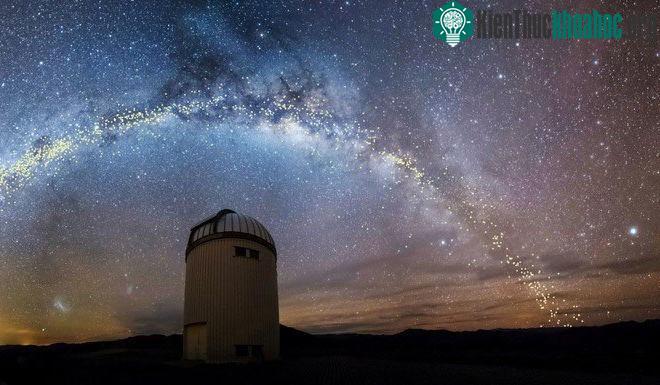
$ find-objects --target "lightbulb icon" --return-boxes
[433,2,473,47]
[440,7,466,47]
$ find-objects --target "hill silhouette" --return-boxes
[0,320,658,385]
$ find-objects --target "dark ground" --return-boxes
[1,320,659,385]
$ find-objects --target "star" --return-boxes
[0,0,656,344]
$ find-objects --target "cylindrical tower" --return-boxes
[183,209,279,363]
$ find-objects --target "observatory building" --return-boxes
[183,209,279,363]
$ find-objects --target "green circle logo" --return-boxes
[433,1,474,47]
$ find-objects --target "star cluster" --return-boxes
[0,0,657,344]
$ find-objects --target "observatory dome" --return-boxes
[183,208,279,362]
[186,209,276,257]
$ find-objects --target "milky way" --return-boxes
[0,0,658,344]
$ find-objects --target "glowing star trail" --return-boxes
[0,88,580,327]
[1,0,655,345]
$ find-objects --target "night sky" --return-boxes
[0,0,658,345]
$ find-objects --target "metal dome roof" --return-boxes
[186,209,276,257]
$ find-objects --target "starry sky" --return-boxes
[0,0,658,345]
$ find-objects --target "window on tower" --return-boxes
[249,249,260,260]
[234,246,260,260]
[234,344,264,359]
[235,345,249,357]
[234,247,247,257]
